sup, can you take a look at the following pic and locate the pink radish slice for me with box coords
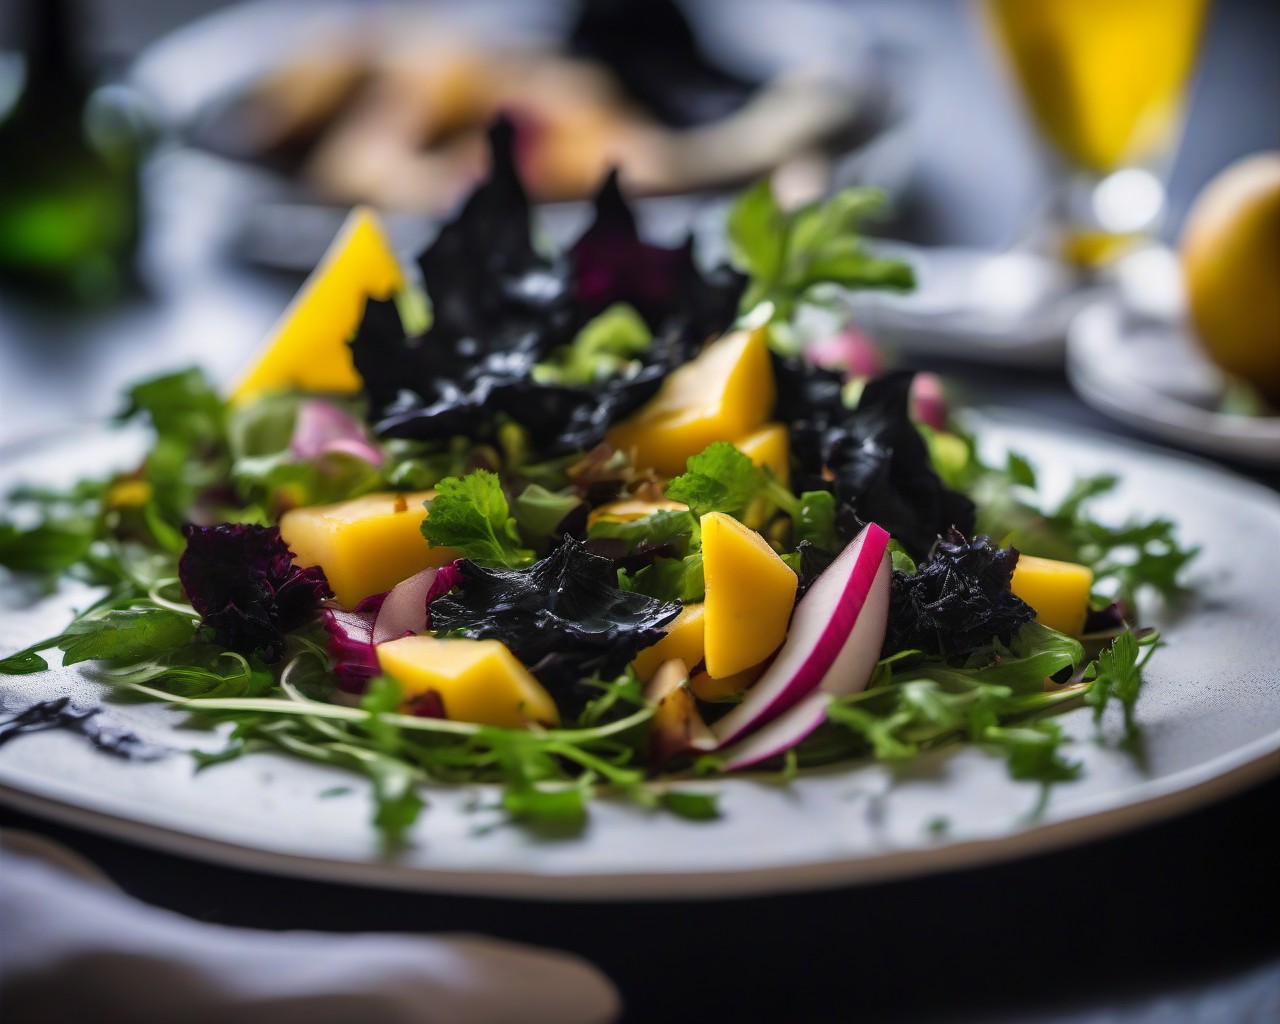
[290,400,384,467]
[718,690,829,771]
[717,553,891,770]
[372,567,440,644]
[370,562,464,644]
[712,522,891,747]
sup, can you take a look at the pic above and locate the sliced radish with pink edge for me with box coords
[711,522,892,748]
[372,567,439,644]
[716,550,891,770]
[371,561,465,644]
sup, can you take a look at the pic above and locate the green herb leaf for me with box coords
[624,552,705,603]
[422,470,533,568]
[983,722,1081,783]
[59,608,196,666]
[665,442,766,519]
[728,183,913,336]
[1082,629,1154,736]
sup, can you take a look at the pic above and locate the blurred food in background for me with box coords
[0,0,152,302]
[138,0,886,216]
[1181,151,1280,404]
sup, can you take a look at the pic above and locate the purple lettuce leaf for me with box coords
[179,524,331,663]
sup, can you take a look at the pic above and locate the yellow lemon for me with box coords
[1180,152,1280,402]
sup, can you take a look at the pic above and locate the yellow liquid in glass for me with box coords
[984,0,1208,173]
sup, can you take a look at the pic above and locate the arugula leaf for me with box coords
[794,490,838,551]
[0,647,54,674]
[119,369,229,520]
[422,471,533,568]
[59,608,196,666]
[1082,629,1158,736]
[983,721,1081,783]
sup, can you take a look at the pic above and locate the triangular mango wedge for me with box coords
[230,206,405,402]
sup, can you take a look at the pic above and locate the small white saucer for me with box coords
[1067,299,1280,467]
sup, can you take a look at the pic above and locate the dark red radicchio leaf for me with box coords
[179,524,331,663]
[323,607,379,694]
[570,170,744,359]
[429,536,681,714]
[884,529,1034,657]
[323,562,464,694]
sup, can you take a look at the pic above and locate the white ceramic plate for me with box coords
[1067,299,1280,468]
[1,421,1278,900]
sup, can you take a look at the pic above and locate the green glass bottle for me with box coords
[0,0,143,302]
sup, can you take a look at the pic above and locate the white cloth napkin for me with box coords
[0,832,620,1024]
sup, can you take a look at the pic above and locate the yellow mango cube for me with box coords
[606,327,775,476]
[377,635,559,728]
[689,660,766,702]
[734,422,790,488]
[1011,554,1095,636]
[279,490,456,608]
[632,603,706,681]
[231,207,405,402]
[700,512,798,677]
[587,498,689,527]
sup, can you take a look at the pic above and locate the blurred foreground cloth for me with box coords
[0,832,620,1024]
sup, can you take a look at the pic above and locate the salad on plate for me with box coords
[0,120,1195,841]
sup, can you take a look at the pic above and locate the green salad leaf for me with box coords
[422,470,533,568]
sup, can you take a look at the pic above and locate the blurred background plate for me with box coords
[1067,300,1280,468]
[129,0,905,271]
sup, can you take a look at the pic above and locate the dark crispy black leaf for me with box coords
[353,121,743,457]
[794,540,837,600]
[885,529,1035,657]
[178,524,331,662]
[784,368,976,559]
[429,536,681,710]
